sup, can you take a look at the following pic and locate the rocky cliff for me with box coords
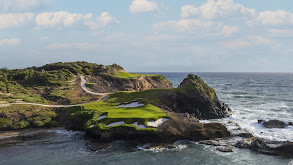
[85,74,173,93]
[164,73,232,119]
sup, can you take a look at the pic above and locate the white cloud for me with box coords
[0,38,21,46]
[268,29,293,37]
[154,19,239,36]
[180,0,293,28]
[221,35,272,48]
[103,32,127,42]
[221,25,239,36]
[145,33,182,41]
[84,12,118,30]
[181,0,256,19]
[248,10,293,26]
[0,0,52,12]
[221,40,249,49]
[248,36,271,45]
[36,11,91,28]
[36,11,117,30]
[154,19,216,32]
[181,5,197,18]
[45,42,101,50]
[0,12,34,29]
[129,0,158,13]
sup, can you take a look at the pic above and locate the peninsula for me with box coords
[1,62,291,156]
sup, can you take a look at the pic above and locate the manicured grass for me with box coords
[85,82,96,88]
[106,87,187,107]
[116,72,158,79]
[107,89,168,106]
[70,100,167,130]
[85,83,96,85]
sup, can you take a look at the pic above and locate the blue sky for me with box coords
[1,0,293,72]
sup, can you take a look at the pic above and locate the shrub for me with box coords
[0,118,12,129]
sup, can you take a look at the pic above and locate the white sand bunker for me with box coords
[106,121,125,127]
[147,118,169,127]
[97,115,107,120]
[116,102,144,108]
[132,122,146,129]
[105,121,146,128]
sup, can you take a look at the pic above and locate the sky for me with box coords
[1,0,293,72]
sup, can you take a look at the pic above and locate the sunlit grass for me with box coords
[116,72,158,78]
[69,100,167,129]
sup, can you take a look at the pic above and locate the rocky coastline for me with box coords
[0,62,292,157]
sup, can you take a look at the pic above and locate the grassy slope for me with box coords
[0,105,57,130]
[0,62,171,131]
[116,72,158,78]
[0,81,47,104]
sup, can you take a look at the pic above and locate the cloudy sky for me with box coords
[1,0,293,72]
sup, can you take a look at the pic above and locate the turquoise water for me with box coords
[1,72,293,164]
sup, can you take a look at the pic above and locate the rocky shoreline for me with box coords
[59,74,293,157]
[1,69,292,158]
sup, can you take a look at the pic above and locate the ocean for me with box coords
[0,72,292,165]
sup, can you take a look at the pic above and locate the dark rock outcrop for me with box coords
[236,137,293,157]
[258,120,287,128]
[86,112,230,143]
[161,74,232,119]
[216,147,234,152]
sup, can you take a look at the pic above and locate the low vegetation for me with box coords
[181,73,216,100]
[0,105,57,130]
[116,72,158,79]
[0,61,122,105]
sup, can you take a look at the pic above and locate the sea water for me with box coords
[158,72,293,142]
[0,72,292,165]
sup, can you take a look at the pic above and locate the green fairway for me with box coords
[116,72,158,78]
[70,101,167,130]
[85,82,96,88]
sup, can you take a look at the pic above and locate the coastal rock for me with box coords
[199,140,229,146]
[259,120,287,128]
[216,146,234,152]
[163,74,232,119]
[143,143,177,150]
[236,137,293,157]
[156,112,230,142]
[85,112,230,143]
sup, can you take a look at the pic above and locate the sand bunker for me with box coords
[132,122,146,129]
[106,121,125,127]
[116,102,144,108]
[97,115,107,120]
[147,118,169,127]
